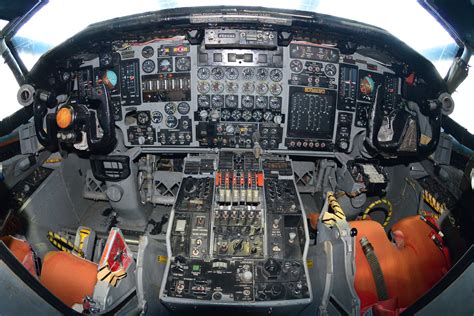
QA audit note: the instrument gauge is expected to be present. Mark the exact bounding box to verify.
[211,95,224,108]
[255,82,268,95]
[211,67,225,80]
[264,111,274,122]
[197,81,210,94]
[241,95,255,109]
[242,110,252,121]
[166,115,178,128]
[175,57,191,72]
[225,67,239,80]
[324,63,337,76]
[165,102,176,115]
[269,97,282,110]
[197,67,210,80]
[221,109,231,121]
[141,46,154,58]
[177,102,190,115]
[225,95,238,108]
[151,111,163,123]
[198,95,210,107]
[226,81,239,94]
[137,111,150,125]
[101,70,118,89]
[269,83,282,96]
[158,58,173,72]
[99,53,113,67]
[142,60,155,73]
[255,96,268,109]
[252,110,263,121]
[256,68,268,80]
[242,67,254,80]
[269,69,283,82]
[290,59,303,73]
[210,81,224,94]
[242,82,255,94]
[231,110,242,121]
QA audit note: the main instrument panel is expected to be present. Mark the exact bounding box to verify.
[71,28,401,155]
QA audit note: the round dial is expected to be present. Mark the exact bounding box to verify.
[197,67,210,80]
[242,110,252,121]
[225,95,238,108]
[141,46,154,58]
[225,67,239,80]
[199,109,209,120]
[151,111,163,123]
[211,67,225,80]
[269,97,282,110]
[255,82,268,95]
[273,115,282,124]
[197,81,210,94]
[142,60,155,73]
[137,112,150,125]
[290,59,303,73]
[175,57,191,72]
[177,102,190,115]
[165,102,176,115]
[242,67,254,80]
[269,83,282,96]
[226,81,239,94]
[256,68,268,80]
[102,70,118,89]
[241,95,254,109]
[252,110,263,121]
[242,82,255,94]
[255,96,268,109]
[264,111,274,122]
[166,115,178,128]
[231,110,242,121]
[270,69,283,82]
[324,63,337,76]
[99,53,113,67]
[198,94,210,107]
[211,95,224,108]
[158,58,172,72]
[221,109,231,121]
[210,81,224,94]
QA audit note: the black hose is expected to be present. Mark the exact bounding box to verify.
[0,105,33,137]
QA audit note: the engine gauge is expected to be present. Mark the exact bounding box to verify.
[225,95,238,108]
[198,94,210,107]
[211,95,224,108]
[241,95,254,109]
[166,115,178,128]
[324,63,337,76]
[137,111,150,125]
[165,102,176,115]
[101,70,118,89]
[242,67,254,80]
[226,81,239,94]
[151,111,163,123]
[241,82,255,94]
[255,82,268,95]
[177,102,190,115]
[175,57,191,72]
[269,69,283,82]
[242,110,252,121]
[221,109,231,121]
[264,111,274,122]
[141,46,154,58]
[210,81,224,94]
[290,60,303,73]
[269,97,282,110]
[225,67,239,80]
[158,58,173,72]
[211,67,225,80]
[197,81,210,94]
[197,67,210,80]
[252,110,263,121]
[255,96,268,109]
[199,109,209,121]
[99,53,113,67]
[269,83,282,96]
[231,110,242,121]
[256,68,268,80]
[142,60,155,73]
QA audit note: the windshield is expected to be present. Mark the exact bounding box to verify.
[4,0,472,131]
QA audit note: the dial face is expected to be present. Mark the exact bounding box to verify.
[256,68,268,80]
[242,110,252,121]
[270,69,283,82]
[199,109,209,120]
[252,110,263,121]
[241,95,254,109]
[211,67,225,80]
[255,96,268,109]
[197,67,210,80]
[269,96,282,110]
[225,95,238,108]
[141,46,154,58]
[256,82,268,95]
[177,102,190,115]
[231,110,242,120]
[221,109,231,121]
[226,81,239,94]
[269,83,282,96]
[198,94,210,107]
[166,115,178,128]
[242,81,255,94]
[142,59,156,73]
[158,58,173,72]
[151,111,163,123]
[290,59,303,73]
[137,111,150,125]
[242,67,254,80]
[210,81,224,94]
[225,67,239,80]
[264,111,274,122]
[175,57,191,72]
[102,70,118,89]
[197,81,210,94]
[324,63,337,76]
[99,53,113,67]
[211,95,224,108]
[165,102,176,115]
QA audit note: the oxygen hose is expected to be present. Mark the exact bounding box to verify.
[360,236,389,301]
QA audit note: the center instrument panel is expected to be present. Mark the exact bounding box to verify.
[160,152,311,306]
[72,28,401,154]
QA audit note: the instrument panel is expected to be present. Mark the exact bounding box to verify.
[71,28,402,155]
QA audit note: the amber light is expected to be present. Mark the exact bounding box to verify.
[56,107,73,129]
